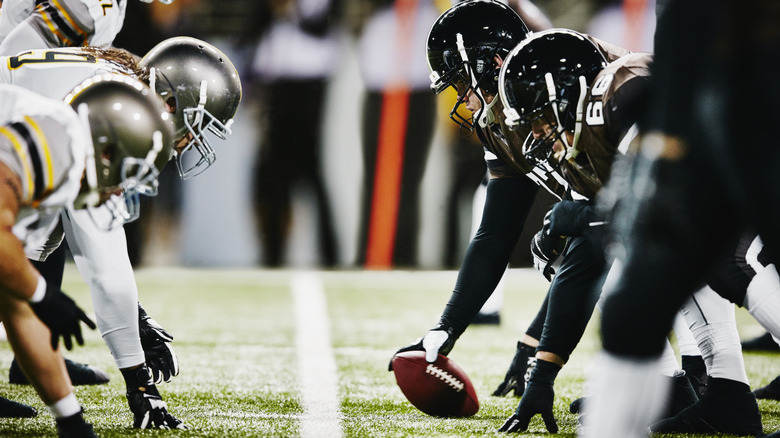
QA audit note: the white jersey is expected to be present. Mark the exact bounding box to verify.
[0,0,126,54]
[0,47,133,99]
[0,84,89,256]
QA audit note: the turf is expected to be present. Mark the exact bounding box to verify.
[0,266,777,437]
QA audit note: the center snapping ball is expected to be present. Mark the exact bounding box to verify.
[391,351,479,417]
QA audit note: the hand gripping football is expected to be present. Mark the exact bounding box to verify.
[391,351,479,417]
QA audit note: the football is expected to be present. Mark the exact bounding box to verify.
[391,351,479,417]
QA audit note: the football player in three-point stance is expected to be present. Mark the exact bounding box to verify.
[0,37,242,429]
[0,74,173,437]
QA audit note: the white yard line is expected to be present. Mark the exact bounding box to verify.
[292,272,343,438]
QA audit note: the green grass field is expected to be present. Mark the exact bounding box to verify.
[1,266,779,437]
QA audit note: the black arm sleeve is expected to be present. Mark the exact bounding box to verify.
[442,177,539,334]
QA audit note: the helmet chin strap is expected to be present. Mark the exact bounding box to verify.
[75,102,99,208]
[544,72,580,160]
[456,33,495,129]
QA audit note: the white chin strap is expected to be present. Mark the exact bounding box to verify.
[456,33,495,128]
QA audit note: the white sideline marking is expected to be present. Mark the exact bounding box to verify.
[292,272,343,438]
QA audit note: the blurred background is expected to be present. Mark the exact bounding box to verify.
[115,0,656,270]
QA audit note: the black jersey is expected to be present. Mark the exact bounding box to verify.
[475,35,638,200]
[562,52,653,199]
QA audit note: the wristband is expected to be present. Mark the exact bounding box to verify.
[29,275,47,304]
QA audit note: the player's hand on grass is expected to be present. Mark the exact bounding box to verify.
[389,317,458,370]
[138,303,179,383]
[493,342,536,397]
[127,385,187,429]
[30,278,96,350]
[498,360,561,433]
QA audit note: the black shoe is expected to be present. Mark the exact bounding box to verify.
[754,374,780,401]
[741,332,780,352]
[471,312,500,325]
[650,377,763,436]
[0,395,37,418]
[10,358,109,386]
[667,371,699,418]
[570,372,697,424]
[56,410,97,438]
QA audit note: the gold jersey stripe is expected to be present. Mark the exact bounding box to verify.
[0,127,33,204]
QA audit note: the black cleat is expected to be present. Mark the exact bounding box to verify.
[650,377,763,436]
[0,396,37,418]
[741,332,780,352]
[10,358,109,386]
[754,374,780,401]
[570,372,697,425]
[56,410,97,438]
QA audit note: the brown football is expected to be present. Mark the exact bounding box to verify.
[391,351,479,417]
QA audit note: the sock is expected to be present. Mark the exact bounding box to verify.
[581,352,670,438]
[48,393,80,419]
[744,266,780,340]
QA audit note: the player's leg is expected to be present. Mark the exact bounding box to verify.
[651,287,762,435]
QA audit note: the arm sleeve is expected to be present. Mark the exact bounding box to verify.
[442,176,539,334]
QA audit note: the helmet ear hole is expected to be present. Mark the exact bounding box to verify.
[165,96,177,114]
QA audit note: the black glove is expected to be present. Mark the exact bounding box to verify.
[138,303,178,384]
[498,360,561,434]
[531,210,569,281]
[389,317,458,371]
[492,342,536,397]
[547,200,601,237]
[124,365,187,430]
[30,280,96,350]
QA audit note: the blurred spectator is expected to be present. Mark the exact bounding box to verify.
[587,0,656,52]
[250,0,343,267]
[356,0,439,269]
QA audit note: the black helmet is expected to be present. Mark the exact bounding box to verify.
[427,0,529,130]
[140,37,242,179]
[498,29,606,167]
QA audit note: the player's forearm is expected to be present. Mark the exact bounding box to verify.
[0,231,40,301]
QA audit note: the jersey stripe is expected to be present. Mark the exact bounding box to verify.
[0,127,34,203]
[23,116,55,200]
[34,0,88,46]
[8,122,48,204]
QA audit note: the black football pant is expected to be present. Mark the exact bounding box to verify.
[535,234,607,362]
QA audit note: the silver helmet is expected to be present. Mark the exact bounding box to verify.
[66,73,174,229]
[140,36,242,179]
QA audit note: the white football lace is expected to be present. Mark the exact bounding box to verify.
[425,364,465,392]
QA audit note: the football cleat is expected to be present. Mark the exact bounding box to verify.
[0,396,37,418]
[55,410,97,438]
[10,358,109,386]
[753,374,780,401]
[650,377,763,436]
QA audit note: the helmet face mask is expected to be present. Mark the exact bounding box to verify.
[427,0,529,132]
[141,37,242,179]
